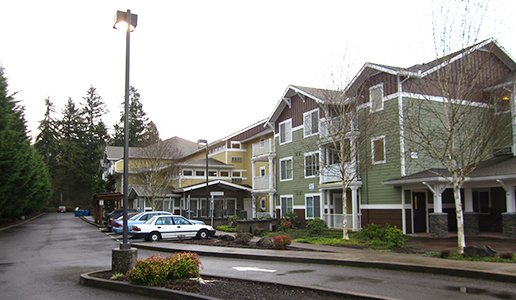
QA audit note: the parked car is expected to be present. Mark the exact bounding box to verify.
[106,208,139,227]
[57,206,66,213]
[111,211,172,234]
[131,215,216,241]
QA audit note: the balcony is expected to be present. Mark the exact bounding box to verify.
[253,176,271,191]
[320,163,356,184]
[252,139,275,159]
[322,213,361,230]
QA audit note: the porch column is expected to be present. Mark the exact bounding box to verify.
[186,194,191,219]
[423,182,448,238]
[251,194,256,219]
[268,192,274,218]
[251,160,256,189]
[319,190,325,219]
[268,155,274,190]
[351,186,359,231]
[497,179,516,237]
[463,187,479,236]
[401,189,406,234]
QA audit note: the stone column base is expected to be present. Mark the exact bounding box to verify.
[112,247,138,274]
[429,212,448,238]
[502,212,516,238]
[463,212,479,237]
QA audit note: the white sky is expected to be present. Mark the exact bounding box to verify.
[1,0,515,143]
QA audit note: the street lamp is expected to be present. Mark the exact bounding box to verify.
[197,139,210,225]
[112,9,138,274]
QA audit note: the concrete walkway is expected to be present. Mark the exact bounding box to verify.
[132,240,516,283]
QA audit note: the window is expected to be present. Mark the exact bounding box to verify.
[208,170,217,177]
[182,170,193,176]
[259,197,266,210]
[371,136,386,164]
[280,157,293,181]
[305,195,321,219]
[280,196,293,215]
[260,167,266,177]
[370,84,384,112]
[195,170,205,177]
[473,190,490,214]
[220,171,229,177]
[172,216,190,225]
[304,152,320,177]
[279,119,292,144]
[231,156,242,163]
[230,141,241,149]
[227,199,236,216]
[303,109,319,137]
[232,171,241,177]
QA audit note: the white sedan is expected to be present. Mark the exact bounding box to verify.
[131,215,216,242]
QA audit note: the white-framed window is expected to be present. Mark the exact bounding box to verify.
[472,189,490,214]
[280,195,293,215]
[369,83,384,112]
[230,141,241,149]
[303,109,319,137]
[195,170,205,177]
[279,157,293,181]
[232,171,241,177]
[231,156,242,163]
[305,194,321,219]
[208,170,217,177]
[371,136,386,164]
[259,197,266,210]
[260,166,266,177]
[304,151,320,178]
[220,171,230,177]
[182,169,193,176]
[279,119,292,144]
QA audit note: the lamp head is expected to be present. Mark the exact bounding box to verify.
[114,10,138,32]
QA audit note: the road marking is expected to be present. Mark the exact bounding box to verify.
[232,267,276,273]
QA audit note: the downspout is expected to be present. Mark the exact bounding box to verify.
[397,75,410,177]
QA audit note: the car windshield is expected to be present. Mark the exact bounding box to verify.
[129,212,145,221]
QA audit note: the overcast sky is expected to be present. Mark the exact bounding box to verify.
[1,0,515,144]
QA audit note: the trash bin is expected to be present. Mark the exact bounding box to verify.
[74,210,82,217]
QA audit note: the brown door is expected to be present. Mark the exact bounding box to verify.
[413,192,427,233]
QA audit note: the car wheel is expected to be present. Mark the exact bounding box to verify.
[197,229,209,239]
[149,232,161,242]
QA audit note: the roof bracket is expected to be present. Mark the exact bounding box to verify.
[298,93,306,103]
[282,97,291,108]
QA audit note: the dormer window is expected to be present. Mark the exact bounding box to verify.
[370,84,384,112]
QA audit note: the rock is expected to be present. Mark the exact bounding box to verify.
[256,237,274,249]
[463,245,497,257]
[218,234,235,241]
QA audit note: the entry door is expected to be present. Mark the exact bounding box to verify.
[214,198,224,217]
[412,192,427,233]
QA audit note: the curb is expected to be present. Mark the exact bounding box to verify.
[133,243,516,283]
[79,269,390,300]
[79,216,105,229]
[0,212,46,232]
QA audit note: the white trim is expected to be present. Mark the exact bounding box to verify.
[305,193,320,219]
[369,83,384,112]
[293,205,305,210]
[178,179,252,193]
[279,156,294,182]
[279,194,294,215]
[303,108,320,138]
[279,119,292,145]
[304,150,320,178]
[371,135,386,164]
[361,204,411,209]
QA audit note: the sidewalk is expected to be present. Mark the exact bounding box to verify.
[132,240,516,283]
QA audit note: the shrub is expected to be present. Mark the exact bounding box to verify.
[228,215,240,227]
[281,212,299,228]
[272,235,292,250]
[235,232,253,245]
[168,252,201,280]
[306,218,327,235]
[127,252,201,286]
[279,219,292,231]
[355,224,406,249]
[216,225,237,232]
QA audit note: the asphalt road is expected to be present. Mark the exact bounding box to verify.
[0,213,154,300]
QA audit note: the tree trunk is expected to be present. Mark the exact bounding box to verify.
[342,185,349,240]
[452,176,466,254]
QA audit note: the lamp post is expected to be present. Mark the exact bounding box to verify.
[197,139,210,225]
[112,9,138,273]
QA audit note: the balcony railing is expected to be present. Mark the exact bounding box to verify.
[252,139,274,158]
[320,163,356,184]
[253,176,271,190]
[322,214,361,230]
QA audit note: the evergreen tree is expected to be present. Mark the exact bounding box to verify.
[112,86,159,147]
[0,67,51,218]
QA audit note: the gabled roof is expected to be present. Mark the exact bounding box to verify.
[346,38,516,94]
[174,180,252,193]
[128,185,180,198]
[265,85,345,127]
[105,136,198,161]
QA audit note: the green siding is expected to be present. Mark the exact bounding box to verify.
[275,128,320,207]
